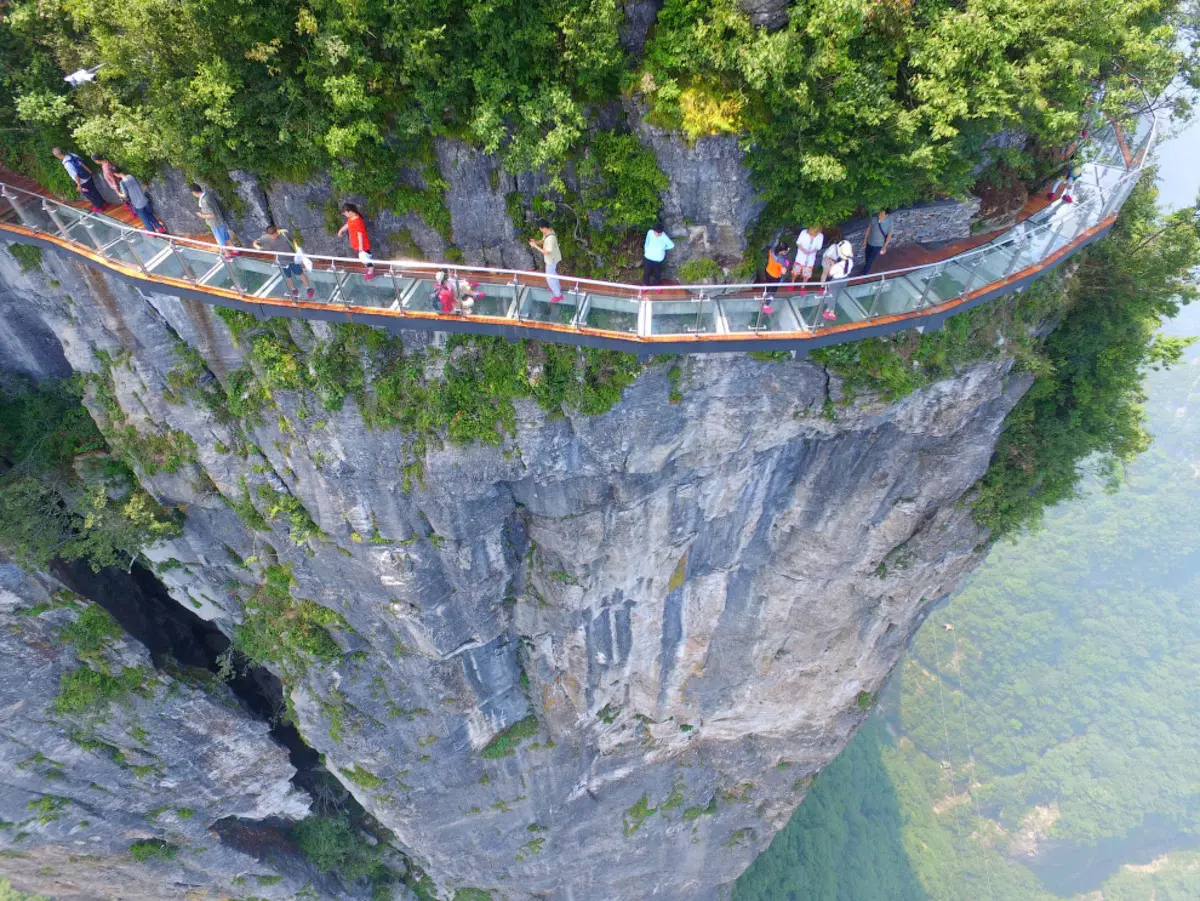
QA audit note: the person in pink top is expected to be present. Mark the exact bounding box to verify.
[337,203,377,280]
[791,226,824,295]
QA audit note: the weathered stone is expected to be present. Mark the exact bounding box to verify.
[621,0,664,58]
[0,244,1030,900]
[839,196,983,268]
[0,561,329,901]
[737,0,789,30]
[624,96,765,267]
[436,138,538,270]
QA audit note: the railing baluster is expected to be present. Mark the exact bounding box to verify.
[167,239,197,282]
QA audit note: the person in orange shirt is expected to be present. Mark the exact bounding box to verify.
[766,241,789,284]
[337,203,377,280]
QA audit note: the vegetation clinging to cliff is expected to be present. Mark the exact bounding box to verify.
[1,0,1187,234]
[0,377,181,571]
[810,177,1199,538]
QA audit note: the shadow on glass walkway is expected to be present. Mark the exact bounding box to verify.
[0,115,1155,356]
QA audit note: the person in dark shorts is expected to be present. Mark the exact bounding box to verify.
[253,224,314,299]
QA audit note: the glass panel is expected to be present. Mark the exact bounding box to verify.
[867,275,926,316]
[650,298,714,335]
[519,284,578,325]
[922,261,975,302]
[401,278,439,312]
[205,256,277,294]
[339,268,402,308]
[125,230,169,264]
[968,245,1021,286]
[147,245,193,280]
[104,236,147,270]
[11,198,55,232]
[720,297,804,333]
[581,294,638,333]
[466,282,513,318]
[83,216,125,249]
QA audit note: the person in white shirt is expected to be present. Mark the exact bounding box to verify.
[528,220,564,303]
[642,224,674,286]
[792,225,825,294]
[818,240,855,322]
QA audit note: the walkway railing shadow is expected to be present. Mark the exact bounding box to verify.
[0,113,1157,355]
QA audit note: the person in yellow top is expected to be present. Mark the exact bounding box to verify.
[528,220,564,303]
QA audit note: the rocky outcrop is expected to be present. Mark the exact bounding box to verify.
[0,242,1030,900]
[737,0,789,30]
[0,562,328,901]
[624,96,765,266]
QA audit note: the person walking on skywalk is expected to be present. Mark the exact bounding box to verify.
[643,223,674,286]
[337,203,377,280]
[190,183,237,259]
[254,224,315,299]
[52,148,105,212]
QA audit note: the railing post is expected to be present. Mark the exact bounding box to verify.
[692,292,706,335]
[867,276,886,318]
[2,188,39,231]
[512,275,522,321]
[222,255,245,298]
[956,255,985,299]
[120,231,151,274]
[167,239,197,283]
[42,202,73,241]
[329,260,346,305]
[80,216,108,253]
[387,266,404,313]
[915,266,940,310]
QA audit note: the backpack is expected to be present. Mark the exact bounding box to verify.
[827,252,852,280]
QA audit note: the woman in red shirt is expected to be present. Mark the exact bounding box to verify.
[337,203,377,280]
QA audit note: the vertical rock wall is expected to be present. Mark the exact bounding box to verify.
[0,242,1029,900]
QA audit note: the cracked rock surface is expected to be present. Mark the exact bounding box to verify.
[0,247,1029,899]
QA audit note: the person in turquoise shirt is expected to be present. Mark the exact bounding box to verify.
[643,224,674,286]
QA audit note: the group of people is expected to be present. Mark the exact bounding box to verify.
[52,145,894,318]
[53,147,166,235]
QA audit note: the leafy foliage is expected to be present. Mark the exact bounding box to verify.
[54,664,149,716]
[642,0,1188,230]
[293,815,385,883]
[972,180,1199,536]
[127,839,178,862]
[0,377,181,571]
[233,564,345,676]
[479,714,539,759]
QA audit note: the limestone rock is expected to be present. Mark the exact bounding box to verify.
[0,244,1030,900]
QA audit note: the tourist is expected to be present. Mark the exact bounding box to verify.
[114,171,165,234]
[253,224,315,299]
[766,241,790,285]
[643,223,674,286]
[190,183,234,258]
[818,240,855,322]
[52,148,105,212]
[1048,163,1083,204]
[528,221,563,302]
[862,210,892,275]
[792,225,824,294]
[93,158,126,208]
[337,203,376,280]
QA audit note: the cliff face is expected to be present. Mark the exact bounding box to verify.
[0,244,1030,899]
[0,563,323,900]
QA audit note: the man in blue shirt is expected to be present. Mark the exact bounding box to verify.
[52,147,106,212]
[643,224,675,286]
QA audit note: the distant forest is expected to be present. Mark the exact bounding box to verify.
[735,234,1200,901]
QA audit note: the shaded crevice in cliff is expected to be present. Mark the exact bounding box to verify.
[48,559,318,774]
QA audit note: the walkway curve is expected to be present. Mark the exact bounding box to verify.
[0,115,1155,356]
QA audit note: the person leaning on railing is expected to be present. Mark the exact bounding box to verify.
[254,224,315,299]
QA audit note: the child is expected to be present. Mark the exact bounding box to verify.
[766,241,790,284]
[1048,163,1083,204]
[337,203,377,280]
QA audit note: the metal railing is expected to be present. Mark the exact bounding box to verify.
[0,112,1157,352]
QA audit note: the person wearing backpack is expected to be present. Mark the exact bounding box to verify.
[528,220,564,302]
[818,240,854,322]
[52,148,106,212]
